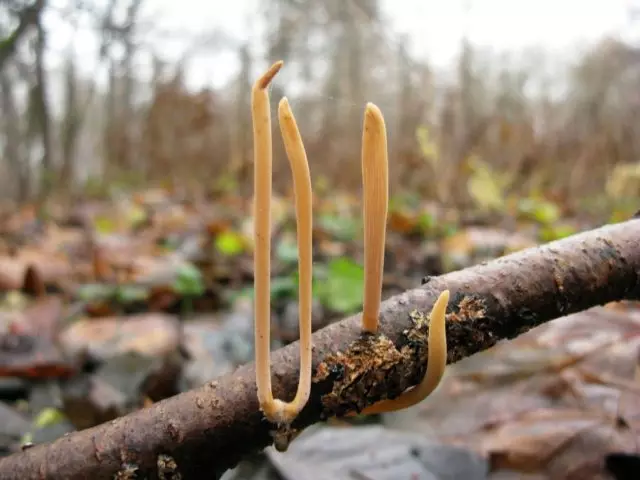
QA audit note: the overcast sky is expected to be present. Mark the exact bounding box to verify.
[44,0,635,91]
[147,0,632,87]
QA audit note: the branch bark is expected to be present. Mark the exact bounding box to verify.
[1,219,639,480]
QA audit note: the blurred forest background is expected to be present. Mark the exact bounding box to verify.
[1,0,640,219]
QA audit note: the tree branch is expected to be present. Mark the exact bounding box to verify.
[0,219,638,480]
[0,0,46,71]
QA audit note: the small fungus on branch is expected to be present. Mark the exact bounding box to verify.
[361,103,390,334]
[359,290,449,414]
[357,102,449,414]
[252,61,313,425]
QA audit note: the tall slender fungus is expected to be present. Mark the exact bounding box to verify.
[251,61,313,425]
[251,61,448,426]
[276,97,313,420]
[361,103,389,334]
[358,102,449,414]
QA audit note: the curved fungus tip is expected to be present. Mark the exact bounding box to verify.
[364,102,384,123]
[278,97,292,117]
[353,289,450,416]
[257,60,284,89]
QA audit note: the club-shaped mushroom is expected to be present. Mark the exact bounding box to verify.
[358,103,449,414]
[252,61,313,425]
[250,61,449,425]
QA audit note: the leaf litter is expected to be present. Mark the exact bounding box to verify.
[0,189,637,479]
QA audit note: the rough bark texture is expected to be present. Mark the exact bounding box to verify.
[0,219,639,480]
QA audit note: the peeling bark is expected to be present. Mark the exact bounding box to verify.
[0,219,638,480]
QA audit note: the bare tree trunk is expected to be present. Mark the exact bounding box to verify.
[230,43,253,196]
[33,13,52,199]
[263,0,296,187]
[101,0,143,178]
[395,36,420,194]
[59,54,79,185]
[0,69,28,200]
[117,0,143,173]
[0,219,638,480]
[103,57,118,176]
[59,25,109,189]
[0,0,46,70]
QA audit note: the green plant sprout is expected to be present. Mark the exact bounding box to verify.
[174,262,206,347]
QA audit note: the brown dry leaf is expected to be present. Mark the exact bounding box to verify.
[43,224,86,250]
[1,204,37,235]
[388,209,419,234]
[16,295,64,340]
[481,408,629,476]
[317,238,347,257]
[382,307,640,479]
[605,300,640,313]
[22,264,46,297]
[62,375,128,429]
[266,425,488,480]
[0,269,18,292]
[0,334,76,379]
[147,285,179,311]
[615,346,640,448]
[92,245,113,282]
[131,187,170,207]
[0,249,71,291]
[84,301,115,318]
[206,219,234,237]
[59,313,179,362]
[0,296,70,379]
[154,204,192,233]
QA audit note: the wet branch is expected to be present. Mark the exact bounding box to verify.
[0,219,638,480]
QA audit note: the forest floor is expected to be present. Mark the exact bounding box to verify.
[0,187,638,479]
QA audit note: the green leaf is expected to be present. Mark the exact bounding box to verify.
[214,230,246,256]
[159,236,180,251]
[20,432,33,446]
[416,125,439,167]
[94,216,115,234]
[33,408,66,429]
[276,239,299,264]
[437,221,459,238]
[229,286,255,303]
[466,157,505,212]
[417,212,435,233]
[127,203,147,229]
[518,198,560,225]
[389,192,420,211]
[115,284,149,304]
[212,173,239,194]
[228,275,298,304]
[271,275,298,300]
[318,258,364,314]
[77,283,116,302]
[539,224,577,243]
[174,263,205,297]
[318,214,360,241]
